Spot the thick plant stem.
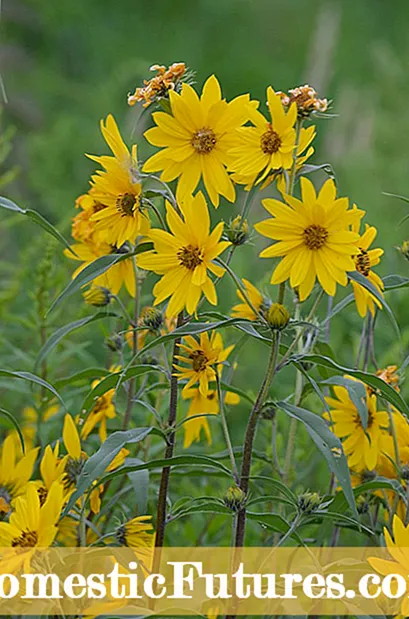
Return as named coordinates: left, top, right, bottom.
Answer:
left=233, top=332, right=280, bottom=547
left=153, top=312, right=184, bottom=569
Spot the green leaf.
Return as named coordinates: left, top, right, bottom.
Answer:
left=47, top=242, right=153, bottom=315
left=247, top=512, right=305, bottom=545
left=383, top=274, right=409, bottom=291
left=297, top=163, right=335, bottom=179
left=323, top=376, right=368, bottom=429
left=94, top=455, right=233, bottom=491
left=246, top=495, right=296, bottom=509
left=248, top=475, right=298, bottom=505
left=277, top=400, right=358, bottom=518
left=306, top=510, right=373, bottom=536
left=55, top=368, right=110, bottom=390
left=79, top=365, right=165, bottom=417
left=126, top=457, right=149, bottom=514
left=62, top=427, right=154, bottom=516
left=219, top=381, right=255, bottom=404
left=321, top=293, right=355, bottom=324
left=294, top=354, right=409, bottom=417
left=0, top=407, right=25, bottom=453
left=34, top=313, right=118, bottom=372
left=0, top=369, right=66, bottom=409
left=0, top=196, right=76, bottom=255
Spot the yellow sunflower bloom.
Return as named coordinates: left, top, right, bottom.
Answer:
left=115, top=515, right=154, bottom=548
left=88, top=114, right=150, bottom=246
left=368, top=515, right=409, bottom=617
left=175, top=331, right=234, bottom=396
left=231, top=278, right=266, bottom=321
left=0, top=435, right=39, bottom=515
left=350, top=217, right=384, bottom=317
left=143, top=75, right=253, bottom=207
left=232, top=125, right=316, bottom=192
left=137, top=193, right=230, bottom=317
left=64, top=238, right=137, bottom=296
left=255, top=177, right=364, bottom=300
left=72, top=190, right=107, bottom=244
left=182, top=387, right=240, bottom=448
left=324, top=381, right=389, bottom=471
left=0, top=482, right=64, bottom=572
left=227, top=86, right=297, bottom=185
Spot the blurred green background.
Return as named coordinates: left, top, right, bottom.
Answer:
left=1, top=0, right=409, bottom=544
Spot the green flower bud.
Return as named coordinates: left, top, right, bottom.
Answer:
left=141, top=306, right=164, bottom=331
left=105, top=333, right=123, bottom=352
left=397, top=241, right=409, bottom=261
left=223, top=485, right=247, bottom=512
left=225, top=215, right=250, bottom=246
left=298, top=491, right=321, bottom=514
left=265, top=303, right=290, bottom=330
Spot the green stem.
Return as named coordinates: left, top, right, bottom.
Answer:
left=276, top=513, right=302, bottom=547
left=122, top=257, right=140, bottom=430
left=216, top=371, right=239, bottom=482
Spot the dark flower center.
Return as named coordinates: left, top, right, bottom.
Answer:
left=191, top=127, right=217, bottom=154
left=190, top=350, right=209, bottom=372
left=177, top=245, right=203, bottom=270
left=303, top=224, right=328, bottom=250
left=116, top=192, right=138, bottom=217
left=12, top=530, right=38, bottom=548
left=260, top=124, right=282, bottom=154
left=355, top=248, right=371, bottom=276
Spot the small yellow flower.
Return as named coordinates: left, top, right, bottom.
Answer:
left=88, top=115, right=150, bottom=247
left=255, top=177, right=364, bottom=301
left=350, top=217, right=384, bottom=318
left=115, top=515, right=154, bottom=548
left=231, top=279, right=266, bottom=321
left=227, top=87, right=297, bottom=185
left=182, top=387, right=239, bottom=448
left=81, top=374, right=118, bottom=442
left=225, top=215, right=250, bottom=247
left=137, top=193, right=230, bottom=317
left=72, top=190, right=107, bottom=244
left=175, top=331, right=234, bottom=396
left=143, top=75, right=253, bottom=207
left=324, top=380, right=389, bottom=471
left=83, top=285, right=112, bottom=307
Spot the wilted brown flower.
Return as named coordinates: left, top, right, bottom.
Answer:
left=127, top=62, right=186, bottom=108
left=376, top=365, right=400, bottom=391
left=277, top=84, right=328, bottom=117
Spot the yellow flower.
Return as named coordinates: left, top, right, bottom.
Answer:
left=35, top=442, right=68, bottom=505
left=62, top=414, right=88, bottom=493
left=137, top=193, right=230, bottom=317
left=231, top=278, right=265, bottom=321
left=324, top=381, right=389, bottom=471
left=81, top=376, right=117, bottom=442
left=115, top=515, right=154, bottom=548
left=72, top=190, right=107, bottom=244
left=0, top=482, right=64, bottom=572
left=255, top=177, right=364, bottom=300
left=350, top=218, right=384, bottom=317
left=227, top=87, right=297, bottom=185
left=64, top=238, right=137, bottom=296
left=175, top=331, right=234, bottom=396
left=88, top=115, right=150, bottom=246
left=368, top=515, right=409, bottom=617
left=143, top=75, right=252, bottom=207
left=182, top=387, right=239, bottom=448
left=0, top=435, right=39, bottom=514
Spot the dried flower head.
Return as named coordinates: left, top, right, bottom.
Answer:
left=376, top=365, right=400, bottom=391
left=277, top=85, right=329, bottom=117
left=127, top=62, right=187, bottom=108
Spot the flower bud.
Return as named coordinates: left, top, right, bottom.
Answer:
left=141, top=306, right=164, bottom=331
left=225, top=215, right=250, bottom=246
left=223, top=485, right=246, bottom=512
left=356, top=495, right=369, bottom=515
left=397, top=240, right=409, bottom=261
left=401, top=465, right=409, bottom=481
left=298, top=491, right=321, bottom=513
left=105, top=333, right=123, bottom=352
left=83, top=286, right=112, bottom=307
left=265, top=303, right=290, bottom=330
